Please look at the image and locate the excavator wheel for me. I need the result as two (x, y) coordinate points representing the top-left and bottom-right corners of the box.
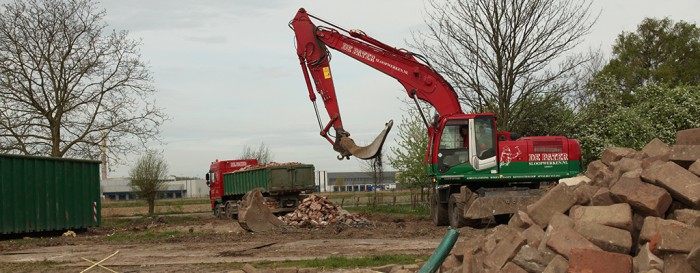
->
(448, 194), (467, 228)
(430, 192), (449, 226)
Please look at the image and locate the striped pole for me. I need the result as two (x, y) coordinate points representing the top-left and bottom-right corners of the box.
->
(93, 202), (97, 223)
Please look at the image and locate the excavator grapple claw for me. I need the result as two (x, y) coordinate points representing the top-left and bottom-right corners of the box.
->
(339, 120), (393, 160)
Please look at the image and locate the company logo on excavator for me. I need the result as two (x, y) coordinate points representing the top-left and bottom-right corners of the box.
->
(342, 42), (376, 63)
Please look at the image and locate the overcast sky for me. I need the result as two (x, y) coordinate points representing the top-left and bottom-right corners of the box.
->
(90, 0), (699, 178)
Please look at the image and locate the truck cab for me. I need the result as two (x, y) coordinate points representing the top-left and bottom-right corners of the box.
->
(206, 159), (258, 212)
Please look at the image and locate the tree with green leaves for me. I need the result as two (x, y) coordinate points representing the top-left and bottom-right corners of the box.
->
(239, 142), (273, 164)
(389, 109), (429, 198)
(129, 150), (169, 215)
(0, 0), (167, 165)
(411, 0), (597, 131)
(575, 78), (700, 164)
(597, 17), (700, 102)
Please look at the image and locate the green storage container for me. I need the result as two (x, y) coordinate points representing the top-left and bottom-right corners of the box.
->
(0, 154), (101, 235)
(223, 164), (315, 195)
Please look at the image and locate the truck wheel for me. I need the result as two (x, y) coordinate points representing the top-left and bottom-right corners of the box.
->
(448, 194), (467, 228)
(214, 203), (224, 219)
(430, 192), (449, 226)
(224, 201), (238, 220)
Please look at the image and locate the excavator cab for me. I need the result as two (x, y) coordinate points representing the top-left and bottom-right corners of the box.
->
(434, 116), (497, 174)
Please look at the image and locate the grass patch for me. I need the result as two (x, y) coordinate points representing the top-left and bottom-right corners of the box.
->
(208, 254), (428, 271)
(0, 261), (65, 272)
(105, 230), (188, 242)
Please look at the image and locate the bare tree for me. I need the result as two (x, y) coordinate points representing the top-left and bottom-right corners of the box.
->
(359, 153), (384, 206)
(239, 142), (274, 164)
(129, 150), (169, 215)
(0, 0), (167, 166)
(411, 0), (597, 130)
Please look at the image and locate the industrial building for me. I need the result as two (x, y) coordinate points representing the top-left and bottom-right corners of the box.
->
(101, 170), (398, 200)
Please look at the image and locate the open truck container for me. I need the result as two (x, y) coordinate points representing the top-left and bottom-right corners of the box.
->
(0, 154), (101, 235)
(223, 164), (316, 196)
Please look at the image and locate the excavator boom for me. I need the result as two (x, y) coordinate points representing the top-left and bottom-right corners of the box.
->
(291, 8), (462, 160)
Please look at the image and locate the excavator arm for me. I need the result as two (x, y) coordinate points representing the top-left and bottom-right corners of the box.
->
(290, 8), (463, 160)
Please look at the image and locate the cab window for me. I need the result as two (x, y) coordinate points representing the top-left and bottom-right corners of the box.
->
(437, 120), (469, 173)
(475, 117), (495, 159)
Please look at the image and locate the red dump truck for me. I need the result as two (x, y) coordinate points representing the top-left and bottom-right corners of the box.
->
(205, 159), (315, 219)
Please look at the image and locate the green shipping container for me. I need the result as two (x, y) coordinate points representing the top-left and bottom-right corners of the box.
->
(223, 164), (315, 195)
(0, 154), (101, 235)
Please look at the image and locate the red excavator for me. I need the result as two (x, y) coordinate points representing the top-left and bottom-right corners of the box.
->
(290, 8), (582, 227)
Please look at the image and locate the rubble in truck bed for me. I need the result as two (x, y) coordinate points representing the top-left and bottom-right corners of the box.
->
(437, 127), (700, 273)
(235, 162), (305, 172)
(279, 195), (372, 227)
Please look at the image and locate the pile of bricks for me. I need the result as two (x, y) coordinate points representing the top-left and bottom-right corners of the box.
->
(441, 128), (700, 273)
(279, 195), (371, 227)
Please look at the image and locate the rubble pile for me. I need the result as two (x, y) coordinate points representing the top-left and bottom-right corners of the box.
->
(235, 162), (304, 172)
(279, 195), (372, 227)
(439, 128), (700, 273)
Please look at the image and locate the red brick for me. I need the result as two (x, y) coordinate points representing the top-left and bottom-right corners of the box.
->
(545, 225), (601, 259)
(440, 254), (461, 272)
(499, 262), (527, 273)
(521, 225), (545, 248)
(601, 147), (636, 166)
(670, 145), (700, 169)
(568, 248), (632, 273)
(690, 160), (700, 176)
(590, 187), (615, 206)
(642, 138), (672, 158)
(653, 161), (700, 209)
(585, 160), (608, 180)
(671, 209), (700, 227)
(572, 184), (599, 205)
(511, 245), (555, 273)
(574, 221), (632, 254)
(639, 217), (700, 254)
(689, 244), (700, 271)
(508, 210), (535, 230)
(484, 230), (526, 270)
(676, 128), (700, 145)
(570, 203), (633, 231)
(663, 253), (700, 273)
(542, 255), (568, 273)
(526, 184), (576, 228)
(610, 174), (672, 217)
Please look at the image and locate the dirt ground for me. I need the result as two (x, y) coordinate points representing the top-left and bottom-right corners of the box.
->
(0, 211), (494, 273)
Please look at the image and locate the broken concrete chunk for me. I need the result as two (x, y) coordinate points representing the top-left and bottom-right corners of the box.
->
(634, 243), (664, 272)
